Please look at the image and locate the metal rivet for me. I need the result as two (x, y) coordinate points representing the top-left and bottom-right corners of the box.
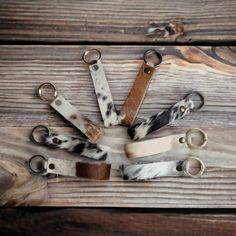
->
(180, 106), (186, 113)
(49, 163), (55, 170)
(92, 65), (99, 71)
(55, 100), (62, 106)
(144, 67), (151, 74)
(179, 137), (186, 143)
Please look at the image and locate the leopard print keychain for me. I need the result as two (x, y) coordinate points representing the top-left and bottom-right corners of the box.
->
(128, 92), (204, 140)
(31, 125), (109, 160)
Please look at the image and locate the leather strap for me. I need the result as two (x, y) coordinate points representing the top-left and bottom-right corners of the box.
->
(50, 94), (102, 142)
(120, 63), (155, 126)
(76, 162), (111, 180)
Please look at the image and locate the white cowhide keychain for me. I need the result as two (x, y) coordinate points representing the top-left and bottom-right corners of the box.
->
(38, 82), (102, 142)
(31, 125), (109, 161)
(120, 156), (205, 181)
(125, 128), (207, 159)
(28, 155), (111, 180)
(83, 49), (122, 127)
(128, 92), (204, 140)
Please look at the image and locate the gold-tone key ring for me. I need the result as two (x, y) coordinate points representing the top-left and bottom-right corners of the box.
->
(177, 156), (205, 177)
(144, 50), (162, 68)
(184, 91), (204, 111)
(38, 82), (58, 102)
(82, 48), (102, 65)
(28, 155), (48, 175)
(30, 125), (50, 145)
(179, 128), (207, 149)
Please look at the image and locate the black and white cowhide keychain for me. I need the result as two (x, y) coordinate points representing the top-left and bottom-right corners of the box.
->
(83, 49), (122, 127)
(31, 125), (109, 160)
(128, 92), (204, 140)
(120, 156), (205, 181)
(38, 82), (102, 142)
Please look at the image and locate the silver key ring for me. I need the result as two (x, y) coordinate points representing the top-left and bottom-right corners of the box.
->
(38, 82), (58, 102)
(28, 155), (48, 175)
(30, 125), (50, 145)
(82, 48), (102, 65)
(144, 50), (162, 68)
(184, 91), (204, 111)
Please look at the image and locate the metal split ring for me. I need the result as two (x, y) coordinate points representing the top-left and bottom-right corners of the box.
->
(82, 48), (102, 65)
(184, 91), (204, 111)
(144, 50), (162, 68)
(38, 82), (57, 102)
(30, 125), (50, 145)
(28, 155), (48, 175)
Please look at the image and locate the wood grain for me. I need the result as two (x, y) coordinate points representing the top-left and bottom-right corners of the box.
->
(0, 209), (236, 236)
(0, 46), (236, 207)
(0, 0), (235, 43)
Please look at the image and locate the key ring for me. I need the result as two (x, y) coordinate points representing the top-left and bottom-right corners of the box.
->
(144, 50), (162, 68)
(184, 91), (204, 111)
(179, 128), (207, 149)
(38, 82), (58, 102)
(28, 155), (47, 175)
(30, 125), (50, 145)
(82, 49), (102, 65)
(177, 156), (205, 177)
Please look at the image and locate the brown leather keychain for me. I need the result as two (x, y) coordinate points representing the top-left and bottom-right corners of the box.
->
(120, 50), (162, 126)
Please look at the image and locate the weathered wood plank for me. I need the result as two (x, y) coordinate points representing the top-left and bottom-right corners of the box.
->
(0, 0), (235, 43)
(0, 209), (236, 236)
(0, 46), (236, 207)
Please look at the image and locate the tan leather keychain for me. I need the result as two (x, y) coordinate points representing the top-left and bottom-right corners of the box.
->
(120, 50), (162, 126)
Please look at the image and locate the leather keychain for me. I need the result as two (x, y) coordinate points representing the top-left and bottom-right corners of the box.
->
(128, 92), (204, 140)
(125, 128), (207, 159)
(30, 125), (110, 160)
(120, 157), (205, 181)
(120, 50), (162, 126)
(28, 155), (111, 180)
(83, 49), (122, 127)
(38, 82), (102, 142)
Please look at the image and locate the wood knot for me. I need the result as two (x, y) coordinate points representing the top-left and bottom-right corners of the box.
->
(147, 21), (184, 41)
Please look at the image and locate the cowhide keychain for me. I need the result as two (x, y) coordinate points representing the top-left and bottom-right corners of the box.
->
(28, 155), (111, 180)
(128, 92), (204, 140)
(38, 82), (102, 142)
(120, 50), (162, 126)
(31, 125), (109, 160)
(83, 49), (122, 127)
(120, 156), (205, 180)
(125, 128), (207, 159)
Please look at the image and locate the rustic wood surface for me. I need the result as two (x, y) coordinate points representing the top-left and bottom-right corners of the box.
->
(0, 0), (236, 43)
(0, 45), (236, 207)
(0, 208), (236, 236)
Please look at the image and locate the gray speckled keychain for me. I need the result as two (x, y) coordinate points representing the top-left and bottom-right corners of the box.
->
(128, 92), (204, 141)
(83, 49), (122, 127)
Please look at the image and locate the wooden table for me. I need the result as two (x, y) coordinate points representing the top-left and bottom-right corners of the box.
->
(0, 0), (236, 235)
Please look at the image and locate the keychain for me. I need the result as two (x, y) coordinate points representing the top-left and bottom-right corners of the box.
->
(31, 125), (109, 160)
(28, 155), (111, 180)
(128, 92), (204, 140)
(38, 82), (102, 142)
(125, 128), (207, 159)
(120, 50), (162, 126)
(120, 156), (205, 180)
(83, 49), (121, 127)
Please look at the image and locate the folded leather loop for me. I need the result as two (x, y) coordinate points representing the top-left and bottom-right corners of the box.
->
(38, 82), (102, 142)
(28, 155), (111, 180)
(31, 125), (109, 160)
(120, 50), (162, 127)
(76, 162), (111, 180)
(128, 92), (204, 140)
(83, 49), (121, 127)
(120, 157), (205, 181)
(125, 128), (207, 159)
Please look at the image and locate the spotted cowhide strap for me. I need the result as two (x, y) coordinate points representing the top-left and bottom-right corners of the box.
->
(120, 157), (205, 181)
(88, 60), (122, 127)
(50, 94), (102, 142)
(128, 92), (204, 140)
